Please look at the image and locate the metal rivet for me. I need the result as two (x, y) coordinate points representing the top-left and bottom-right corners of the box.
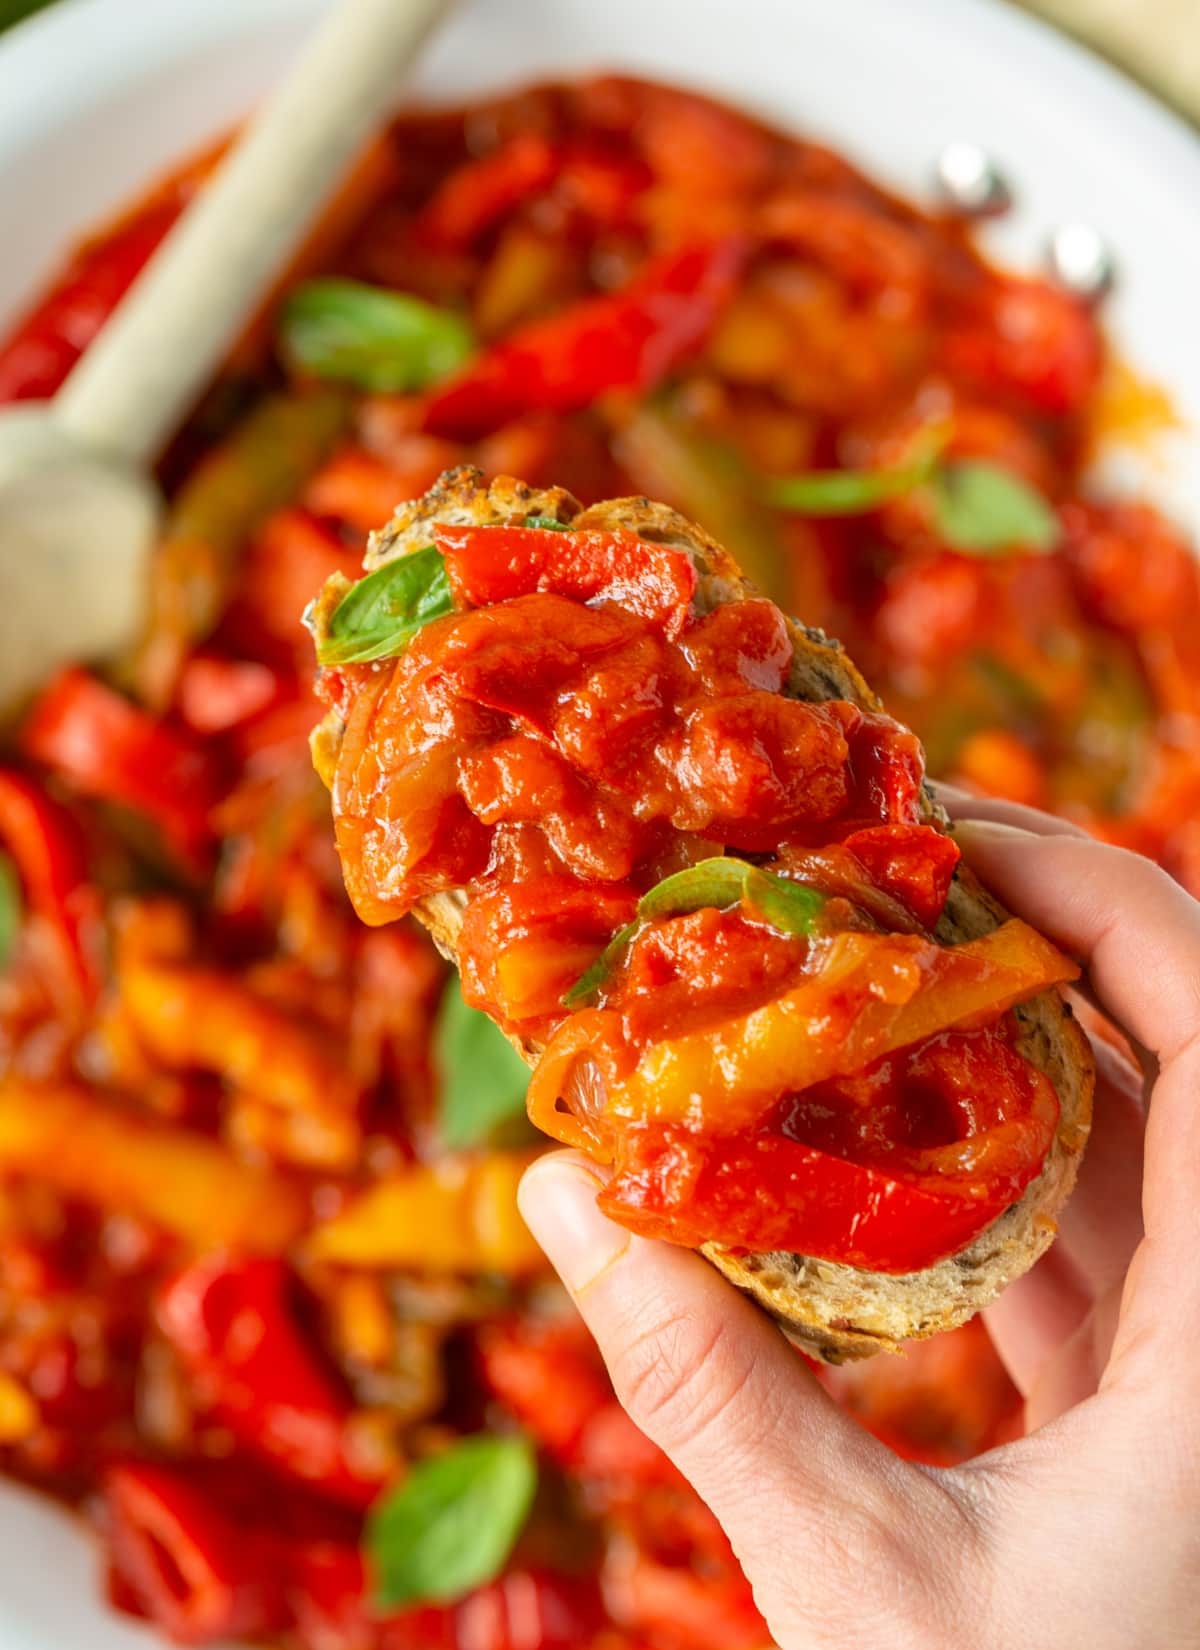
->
(1046, 222), (1116, 302)
(934, 142), (1013, 217)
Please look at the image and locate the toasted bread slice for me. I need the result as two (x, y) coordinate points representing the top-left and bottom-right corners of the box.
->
(312, 466), (1095, 1363)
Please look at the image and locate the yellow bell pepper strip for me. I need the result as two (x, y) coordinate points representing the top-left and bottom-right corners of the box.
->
(0, 1082), (306, 1251)
(0, 1372), (38, 1444)
(121, 962), (361, 1168)
(307, 1153), (545, 1275)
(531, 919), (1079, 1141)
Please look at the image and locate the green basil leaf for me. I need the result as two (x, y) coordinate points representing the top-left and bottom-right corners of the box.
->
(367, 1434), (537, 1610)
(929, 461), (1059, 555)
(765, 428), (946, 516)
(280, 278), (475, 392)
(0, 854), (21, 970)
(563, 858), (825, 1005)
(637, 857), (754, 920)
(522, 515), (572, 531)
(743, 866), (826, 935)
(317, 545), (453, 665)
(435, 977), (530, 1149)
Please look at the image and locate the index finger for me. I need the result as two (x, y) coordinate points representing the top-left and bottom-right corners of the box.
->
(952, 822), (1200, 1068)
(954, 822), (1200, 1384)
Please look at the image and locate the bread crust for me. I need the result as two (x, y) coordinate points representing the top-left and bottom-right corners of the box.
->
(316, 466), (1095, 1362)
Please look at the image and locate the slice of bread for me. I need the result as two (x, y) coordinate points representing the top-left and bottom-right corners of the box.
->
(313, 465), (1095, 1363)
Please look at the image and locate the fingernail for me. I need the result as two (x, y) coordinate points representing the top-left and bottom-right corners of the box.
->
(518, 1158), (630, 1295)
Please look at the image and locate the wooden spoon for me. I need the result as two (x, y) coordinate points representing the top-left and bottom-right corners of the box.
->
(0, 0), (452, 710)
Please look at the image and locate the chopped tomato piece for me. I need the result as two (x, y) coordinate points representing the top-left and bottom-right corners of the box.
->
(436, 523), (697, 637)
(940, 275), (1103, 416)
(176, 655), (285, 733)
(459, 879), (638, 1022)
(842, 822), (961, 928)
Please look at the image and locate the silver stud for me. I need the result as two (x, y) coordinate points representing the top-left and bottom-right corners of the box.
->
(934, 142), (1013, 217)
(1046, 222), (1116, 302)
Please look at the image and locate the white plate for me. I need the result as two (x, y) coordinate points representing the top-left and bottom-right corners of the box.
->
(0, 1), (1197, 1645)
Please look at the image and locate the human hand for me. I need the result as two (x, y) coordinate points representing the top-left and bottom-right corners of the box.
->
(518, 807), (1200, 1649)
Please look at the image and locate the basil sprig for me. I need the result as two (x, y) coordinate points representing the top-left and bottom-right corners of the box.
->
(435, 977), (531, 1149)
(766, 431), (1059, 556)
(279, 278), (475, 392)
(0, 853), (20, 971)
(522, 515), (572, 531)
(366, 1434), (537, 1610)
(316, 546), (452, 665)
(564, 856), (825, 1007)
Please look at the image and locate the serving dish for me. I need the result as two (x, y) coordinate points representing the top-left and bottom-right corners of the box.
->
(0, 0), (1197, 1645)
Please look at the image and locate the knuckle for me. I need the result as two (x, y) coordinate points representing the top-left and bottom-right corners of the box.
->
(608, 1301), (762, 1457)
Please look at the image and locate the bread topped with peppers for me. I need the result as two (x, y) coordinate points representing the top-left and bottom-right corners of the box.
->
(309, 466), (1094, 1363)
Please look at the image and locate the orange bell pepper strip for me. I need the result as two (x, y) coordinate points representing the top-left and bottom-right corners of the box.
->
(0, 1081), (306, 1251)
(121, 962), (361, 1170)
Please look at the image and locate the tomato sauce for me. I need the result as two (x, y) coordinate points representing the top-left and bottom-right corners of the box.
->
(0, 69), (1189, 1650)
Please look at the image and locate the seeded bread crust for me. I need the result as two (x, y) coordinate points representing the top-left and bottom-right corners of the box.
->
(314, 467), (1094, 1362)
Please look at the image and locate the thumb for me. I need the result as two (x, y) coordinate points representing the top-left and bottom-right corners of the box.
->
(518, 1152), (972, 1640)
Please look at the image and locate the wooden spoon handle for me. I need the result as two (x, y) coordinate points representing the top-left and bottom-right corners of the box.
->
(54, 0), (452, 468)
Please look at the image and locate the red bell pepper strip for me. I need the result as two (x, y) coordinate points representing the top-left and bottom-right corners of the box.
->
(104, 1460), (290, 1646)
(175, 654), (285, 735)
(416, 134), (560, 250)
(287, 1544), (456, 1650)
(157, 1256), (385, 1510)
(422, 239), (745, 439)
(476, 1318), (612, 1459)
(0, 204), (182, 404)
(0, 768), (102, 1002)
(22, 669), (220, 869)
(598, 1036), (1059, 1273)
(435, 523), (697, 637)
(454, 1570), (607, 1650)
